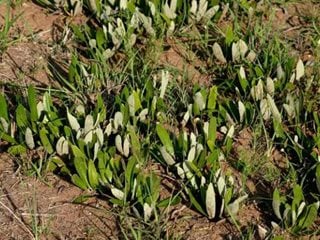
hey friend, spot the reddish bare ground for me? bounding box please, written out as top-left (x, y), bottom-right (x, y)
top-left (0, 2), bottom-right (58, 86)
top-left (158, 39), bottom-right (212, 86)
top-left (0, 1), bottom-right (86, 87)
top-left (270, 1), bottom-right (320, 63)
top-left (0, 153), bottom-right (118, 239)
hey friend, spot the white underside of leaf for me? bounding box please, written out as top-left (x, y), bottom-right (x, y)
top-left (296, 59), bottom-right (305, 81)
top-left (206, 183), bottom-right (216, 219)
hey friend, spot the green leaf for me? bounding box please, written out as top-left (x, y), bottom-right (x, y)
top-left (39, 127), bottom-right (53, 154)
top-left (74, 156), bottom-right (89, 188)
top-left (125, 156), bottom-right (136, 195)
top-left (207, 86), bottom-right (217, 110)
top-left (47, 122), bottom-right (60, 137)
top-left (8, 145), bottom-right (27, 155)
top-left (0, 131), bottom-right (17, 144)
top-left (225, 25), bottom-right (234, 46)
top-left (156, 124), bottom-right (174, 155)
top-left (208, 117), bottom-right (217, 143)
top-left (186, 160), bottom-right (202, 177)
top-left (72, 194), bottom-right (93, 204)
top-left (109, 197), bottom-right (124, 206)
top-left (88, 160), bottom-right (99, 189)
top-left (148, 173), bottom-right (160, 202)
top-left (186, 188), bottom-right (206, 216)
top-left (0, 94), bottom-right (8, 121)
top-left (71, 144), bottom-right (87, 159)
top-left (27, 85), bottom-right (38, 123)
top-left (207, 149), bottom-right (219, 169)
top-left (273, 188), bottom-right (282, 220)
top-left (64, 126), bottom-right (72, 138)
top-left (224, 187), bottom-right (233, 205)
top-left (71, 174), bottom-right (88, 190)
top-left (128, 126), bottom-right (141, 158)
top-left (43, 92), bottom-right (53, 113)
top-left (47, 156), bottom-right (65, 172)
top-left (97, 151), bottom-right (109, 183)
top-left (239, 76), bottom-right (248, 93)
top-left (16, 104), bottom-right (29, 129)
top-left (196, 150), bottom-right (206, 169)
top-left (157, 195), bottom-right (181, 208)
top-left (297, 202), bottom-right (319, 230)
top-left (292, 184), bottom-right (303, 208)
top-left (96, 28), bottom-right (105, 49)
top-left (273, 120), bottom-right (285, 139)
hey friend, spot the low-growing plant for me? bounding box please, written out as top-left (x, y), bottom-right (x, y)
top-left (155, 99), bottom-right (247, 219)
top-left (272, 184), bottom-right (320, 235)
top-left (0, 86), bottom-right (62, 156)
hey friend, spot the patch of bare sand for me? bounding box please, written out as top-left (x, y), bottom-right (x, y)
top-left (0, 42), bottom-right (51, 86)
top-left (155, 38), bottom-right (212, 86)
top-left (271, 1), bottom-right (320, 62)
top-left (0, 1), bottom-right (86, 87)
top-left (0, 2), bottom-right (60, 41)
top-left (0, 154), bottom-right (118, 239)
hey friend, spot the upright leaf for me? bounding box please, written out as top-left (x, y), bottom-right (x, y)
top-left (16, 104), bottom-right (29, 129)
top-left (212, 43), bottom-right (226, 63)
top-left (206, 183), bottom-right (216, 219)
top-left (74, 156), bottom-right (89, 188)
top-left (39, 128), bottom-right (53, 154)
top-left (267, 94), bottom-right (282, 123)
top-left (71, 144), bottom-right (87, 159)
top-left (207, 86), bottom-right (217, 110)
top-left (88, 160), bottom-right (99, 189)
top-left (27, 85), bottom-right (38, 122)
top-left (72, 174), bottom-right (88, 190)
top-left (273, 188), bottom-right (282, 220)
top-left (160, 70), bottom-right (169, 98)
top-left (292, 184), bottom-right (303, 208)
top-left (25, 127), bottom-right (35, 149)
top-left (187, 188), bottom-right (206, 216)
top-left (84, 114), bottom-right (94, 134)
top-left (238, 101), bottom-right (245, 122)
top-left (128, 126), bottom-right (141, 158)
top-left (297, 202), bottom-right (319, 230)
top-left (125, 156), bottom-right (136, 195)
top-left (0, 94), bottom-right (8, 121)
top-left (67, 108), bottom-right (81, 131)
top-left (156, 124), bottom-right (174, 155)
top-left (208, 117), bottom-right (217, 143)
top-left (296, 59), bottom-right (304, 81)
